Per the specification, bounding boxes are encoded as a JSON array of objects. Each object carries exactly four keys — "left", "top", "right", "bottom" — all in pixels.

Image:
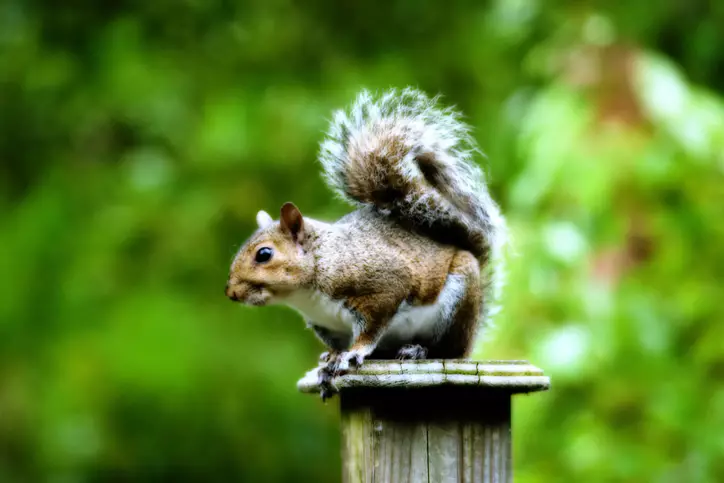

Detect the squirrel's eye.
[{"left": 255, "top": 247, "right": 273, "bottom": 263}]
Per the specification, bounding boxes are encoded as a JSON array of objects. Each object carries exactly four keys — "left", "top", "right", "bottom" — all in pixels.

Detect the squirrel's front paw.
[
  {"left": 318, "top": 350, "right": 340, "bottom": 364},
  {"left": 316, "top": 351, "right": 343, "bottom": 401},
  {"left": 322, "top": 349, "right": 366, "bottom": 376},
  {"left": 316, "top": 366, "right": 338, "bottom": 402},
  {"left": 335, "top": 350, "right": 366, "bottom": 373},
  {"left": 316, "top": 349, "right": 368, "bottom": 401}
]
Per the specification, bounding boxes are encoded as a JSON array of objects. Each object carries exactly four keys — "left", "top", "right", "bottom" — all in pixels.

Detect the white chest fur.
[
  {"left": 279, "top": 289, "right": 357, "bottom": 333},
  {"left": 277, "top": 288, "right": 450, "bottom": 348}
]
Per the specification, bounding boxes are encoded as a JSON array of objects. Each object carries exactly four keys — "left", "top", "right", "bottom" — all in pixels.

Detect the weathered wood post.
[{"left": 298, "top": 360, "right": 549, "bottom": 483}]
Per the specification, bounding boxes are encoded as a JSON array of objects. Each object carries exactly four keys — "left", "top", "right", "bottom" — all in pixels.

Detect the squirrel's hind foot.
[{"left": 396, "top": 344, "right": 428, "bottom": 360}]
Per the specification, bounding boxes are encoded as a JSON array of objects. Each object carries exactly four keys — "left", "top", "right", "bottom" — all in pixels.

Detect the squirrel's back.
[
  {"left": 319, "top": 88, "right": 507, "bottom": 307},
  {"left": 316, "top": 207, "right": 458, "bottom": 298}
]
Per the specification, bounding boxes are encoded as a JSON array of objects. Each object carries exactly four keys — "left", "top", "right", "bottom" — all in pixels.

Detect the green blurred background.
[{"left": 2, "top": 0, "right": 723, "bottom": 481}]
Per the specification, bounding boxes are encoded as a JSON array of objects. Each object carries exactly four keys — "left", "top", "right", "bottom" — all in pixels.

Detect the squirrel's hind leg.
[{"left": 426, "top": 251, "right": 482, "bottom": 359}]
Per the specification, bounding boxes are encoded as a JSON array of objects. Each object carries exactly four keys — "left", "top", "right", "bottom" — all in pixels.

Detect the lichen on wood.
[
  {"left": 299, "top": 360, "right": 550, "bottom": 483},
  {"left": 297, "top": 359, "right": 550, "bottom": 395}
]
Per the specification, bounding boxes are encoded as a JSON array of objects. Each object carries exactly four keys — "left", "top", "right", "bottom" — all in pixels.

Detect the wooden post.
[{"left": 298, "top": 360, "right": 549, "bottom": 483}]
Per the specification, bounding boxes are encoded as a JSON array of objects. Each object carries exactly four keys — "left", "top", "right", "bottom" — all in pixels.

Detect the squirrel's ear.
[
  {"left": 256, "top": 210, "right": 273, "bottom": 229},
  {"left": 280, "top": 202, "right": 304, "bottom": 242}
]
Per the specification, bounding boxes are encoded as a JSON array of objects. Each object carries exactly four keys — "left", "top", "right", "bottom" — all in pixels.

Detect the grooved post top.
[{"left": 297, "top": 360, "right": 550, "bottom": 395}]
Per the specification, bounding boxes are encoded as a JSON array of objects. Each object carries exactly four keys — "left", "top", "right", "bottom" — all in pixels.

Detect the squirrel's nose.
[{"left": 225, "top": 283, "right": 240, "bottom": 302}]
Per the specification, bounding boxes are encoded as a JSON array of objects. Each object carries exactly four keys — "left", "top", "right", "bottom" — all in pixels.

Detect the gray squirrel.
[{"left": 226, "top": 88, "right": 507, "bottom": 397}]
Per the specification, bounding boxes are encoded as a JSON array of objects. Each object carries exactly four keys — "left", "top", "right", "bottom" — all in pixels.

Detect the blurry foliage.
[{"left": 1, "top": 1, "right": 723, "bottom": 482}]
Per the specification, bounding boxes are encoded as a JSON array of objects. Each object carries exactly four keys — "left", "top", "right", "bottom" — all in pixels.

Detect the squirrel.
[{"left": 225, "top": 88, "right": 507, "bottom": 398}]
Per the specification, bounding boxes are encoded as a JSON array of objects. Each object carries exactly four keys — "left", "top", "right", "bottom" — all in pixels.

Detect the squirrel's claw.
[
  {"left": 396, "top": 344, "right": 428, "bottom": 360},
  {"left": 316, "top": 351, "right": 343, "bottom": 401},
  {"left": 323, "top": 349, "right": 365, "bottom": 375},
  {"left": 316, "top": 349, "right": 367, "bottom": 401},
  {"left": 320, "top": 387, "right": 335, "bottom": 402},
  {"left": 318, "top": 350, "right": 340, "bottom": 364},
  {"left": 317, "top": 365, "right": 338, "bottom": 402},
  {"left": 336, "top": 350, "right": 365, "bottom": 372}
]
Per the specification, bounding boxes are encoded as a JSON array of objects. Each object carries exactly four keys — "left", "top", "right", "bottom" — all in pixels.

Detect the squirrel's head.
[{"left": 226, "top": 202, "right": 311, "bottom": 306}]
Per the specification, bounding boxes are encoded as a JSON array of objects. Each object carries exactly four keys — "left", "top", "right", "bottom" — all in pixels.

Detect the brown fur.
[
  {"left": 227, "top": 89, "right": 507, "bottom": 380},
  {"left": 426, "top": 250, "right": 481, "bottom": 358},
  {"left": 226, "top": 203, "right": 481, "bottom": 360},
  {"left": 225, "top": 208, "right": 314, "bottom": 306}
]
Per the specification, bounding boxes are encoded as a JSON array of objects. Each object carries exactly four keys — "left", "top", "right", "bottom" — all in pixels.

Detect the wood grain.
[
  {"left": 300, "top": 360, "right": 548, "bottom": 482},
  {"left": 337, "top": 387, "right": 514, "bottom": 482}
]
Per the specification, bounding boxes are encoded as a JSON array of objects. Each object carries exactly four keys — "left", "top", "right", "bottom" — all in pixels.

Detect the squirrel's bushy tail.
[{"left": 319, "top": 88, "right": 508, "bottom": 304}]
